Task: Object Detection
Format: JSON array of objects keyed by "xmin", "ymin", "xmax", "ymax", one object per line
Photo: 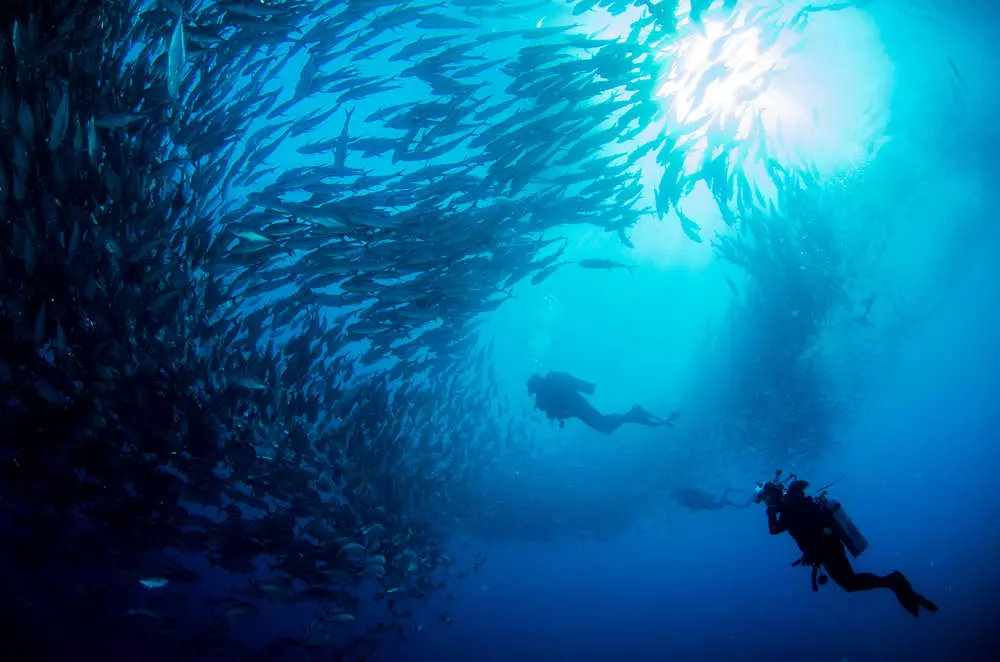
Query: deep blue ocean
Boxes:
[{"xmin": 2, "ymin": 0, "xmax": 999, "ymax": 661}]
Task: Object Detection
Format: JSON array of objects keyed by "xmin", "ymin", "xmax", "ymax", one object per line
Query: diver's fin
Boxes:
[{"xmin": 888, "ymin": 571, "xmax": 935, "ymax": 616}]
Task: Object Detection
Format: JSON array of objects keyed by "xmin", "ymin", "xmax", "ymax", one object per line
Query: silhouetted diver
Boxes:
[
  {"xmin": 526, "ymin": 371, "xmax": 677, "ymax": 435},
  {"xmin": 756, "ymin": 474, "xmax": 938, "ymax": 616},
  {"xmin": 669, "ymin": 487, "xmax": 753, "ymax": 511}
]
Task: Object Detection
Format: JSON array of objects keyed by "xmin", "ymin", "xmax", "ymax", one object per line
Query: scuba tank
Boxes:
[
  {"xmin": 549, "ymin": 371, "xmax": 596, "ymax": 395},
  {"xmin": 823, "ymin": 497, "xmax": 870, "ymax": 558}
]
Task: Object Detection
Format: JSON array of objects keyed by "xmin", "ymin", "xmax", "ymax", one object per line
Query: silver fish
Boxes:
[
  {"xmin": 167, "ymin": 13, "xmax": 187, "ymax": 99},
  {"xmin": 48, "ymin": 80, "xmax": 69, "ymax": 151}
]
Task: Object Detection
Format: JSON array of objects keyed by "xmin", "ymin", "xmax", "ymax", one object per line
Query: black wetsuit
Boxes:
[
  {"xmin": 767, "ymin": 493, "xmax": 939, "ymax": 616},
  {"xmin": 529, "ymin": 371, "xmax": 668, "ymax": 435}
]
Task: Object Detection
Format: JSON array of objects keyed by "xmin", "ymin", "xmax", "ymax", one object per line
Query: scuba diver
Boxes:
[
  {"xmin": 669, "ymin": 487, "xmax": 753, "ymax": 511},
  {"xmin": 754, "ymin": 471, "xmax": 939, "ymax": 617},
  {"xmin": 526, "ymin": 370, "xmax": 677, "ymax": 435}
]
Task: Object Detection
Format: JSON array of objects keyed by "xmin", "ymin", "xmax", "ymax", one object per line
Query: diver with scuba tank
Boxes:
[{"xmin": 753, "ymin": 470, "xmax": 939, "ymax": 617}]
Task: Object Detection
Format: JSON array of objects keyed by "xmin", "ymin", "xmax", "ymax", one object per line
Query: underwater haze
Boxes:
[{"xmin": 1, "ymin": 0, "xmax": 998, "ymax": 661}]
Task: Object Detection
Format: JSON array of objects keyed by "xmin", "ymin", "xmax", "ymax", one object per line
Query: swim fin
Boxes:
[
  {"xmin": 888, "ymin": 571, "xmax": 938, "ymax": 617},
  {"xmin": 919, "ymin": 594, "xmax": 939, "ymax": 613},
  {"xmin": 629, "ymin": 406, "xmax": 672, "ymax": 427}
]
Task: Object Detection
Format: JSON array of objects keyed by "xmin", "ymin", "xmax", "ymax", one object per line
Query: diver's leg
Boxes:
[
  {"xmin": 624, "ymin": 405, "xmax": 669, "ymax": 427},
  {"xmin": 824, "ymin": 544, "xmax": 934, "ymax": 616},
  {"xmin": 720, "ymin": 487, "xmax": 755, "ymax": 508},
  {"xmin": 573, "ymin": 401, "xmax": 623, "ymax": 435},
  {"xmin": 822, "ymin": 542, "xmax": 889, "ymax": 592},
  {"xmin": 722, "ymin": 496, "xmax": 755, "ymax": 509}
]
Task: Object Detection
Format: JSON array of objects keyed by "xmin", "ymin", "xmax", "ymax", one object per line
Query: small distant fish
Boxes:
[
  {"xmin": 946, "ymin": 56, "xmax": 968, "ymax": 91},
  {"xmin": 853, "ymin": 293, "xmax": 876, "ymax": 327},
  {"xmin": 335, "ymin": 108, "xmax": 353, "ymax": 170},
  {"xmin": 235, "ymin": 376, "xmax": 267, "ymax": 390},
  {"xmin": 617, "ymin": 227, "xmax": 634, "ymax": 248},
  {"xmin": 95, "ymin": 113, "xmax": 146, "ymax": 130},
  {"xmin": 139, "ymin": 577, "xmax": 169, "ymax": 589},
  {"xmin": 48, "ymin": 80, "xmax": 69, "ymax": 151},
  {"xmin": 869, "ymin": 134, "xmax": 893, "ymax": 159},
  {"xmin": 678, "ymin": 211, "xmax": 702, "ymax": 243},
  {"xmin": 860, "ymin": 294, "xmax": 876, "ymax": 317},
  {"xmin": 577, "ymin": 259, "xmax": 634, "ymax": 274},
  {"xmin": 233, "ymin": 230, "xmax": 272, "ymax": 244},
  {"xmin": 85, "ymin": 117, "xmax": 99, "ymax": 162},
  {"xmin": 723, "ymin": 274, "xmax": 739, "ymax": 298},
  {"xmin": 530, "ymin": 261, "xmax": 566, "ymax": 285}
]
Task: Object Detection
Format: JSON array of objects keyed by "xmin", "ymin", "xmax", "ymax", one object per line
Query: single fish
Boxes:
[
  {"xmin": 48, "ymin": 80, "xmax": 69, "ymax": 151},
  {"xmin": 577, "ymin": 258, "xmax": 634, "ymax": 274},
  {"xmin": 678, "ymin": 211, "xmax": 703, "ymax": 243},
  {"xmin": 167, "ymin": 13, "xmax": 187, "ymax": 99},
  {"xmin": 946, "ymin": 56, "xmax": 967, "ymax": 90},
  {"xmin": 530, "ymin": 261, "xmax": 566, "ymax": 285},
  {"xmin": 852, "ymin": 293, "xmax": 876, "ymax": 326},
  {"xmin": 617, "ymin": 227, "xmax": 634, "ymax": 248},
  {"xmin": 335, "ymin": 108, "xmax": 354, "ymax": 170},
  {"xmin": 95, "ymin": 113, "xmax": 145, "ymax": 130},
  {"xmin": 723, "ymin": 274, "xmax": 739, "ymax": 298},
  {"xmin": 235, "ymin": 376, "xmax": 267, "ymax": 390}
]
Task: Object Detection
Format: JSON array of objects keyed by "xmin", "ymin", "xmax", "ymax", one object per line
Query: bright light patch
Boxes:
[
  {"xmin": 581, "ymin": 0, "xmax": 893, "ymax": 268},
  {"xmin": 650, "ymin": 1, "xmax": 892, "ymax": 177},
  {"xmin": 657, "ymin": 20, "xmax": 780, "ymax": 137}
]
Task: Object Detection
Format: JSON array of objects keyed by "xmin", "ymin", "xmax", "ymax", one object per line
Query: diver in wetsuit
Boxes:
[
  {"xmin": 756, "ymin": 474, "xmax": 939, "ymax": 617},
  {"xmin": 670, "ymin": 487, "xmax": 754, "ymax": 511},
  {"xmin": 526, "ymin": 371, "xmax": 675, "ymax": 435}
]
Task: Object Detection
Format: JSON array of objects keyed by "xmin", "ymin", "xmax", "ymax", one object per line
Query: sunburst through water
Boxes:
[{"xmin": 583, "ymin": 0, "xmax": 894, "ymax": 264}]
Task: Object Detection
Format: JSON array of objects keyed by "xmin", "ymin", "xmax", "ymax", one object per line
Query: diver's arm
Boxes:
[{"xmin": 767, "ymin": 506, "xmax": 788, "ymax": 535}]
